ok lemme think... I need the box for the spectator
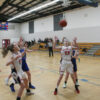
[48,38,53,57]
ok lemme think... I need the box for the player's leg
[63,72,69,88]
[54,62,66,95]
[67,63,80,93]
[23,78,34,95]
[5,74,12,85]
[16,80,25,100]
[73,63,79,86]
[22,61,35,89]
[25,71,35,89]
[54,74,64,95]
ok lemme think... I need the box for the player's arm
[6,60,13,66]
[73,37,79,49]
[26,49,33,52]
[71,37,79,50]
[6,56,20,66]
[71,46,78,50]
[53,36,62,49]
[72,50,78,59]
[26,49,37,52]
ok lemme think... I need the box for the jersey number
[65,51,70,55]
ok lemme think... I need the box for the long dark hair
[2,44,14,58]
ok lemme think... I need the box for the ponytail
[2,44,14,58]
[2,47,9,58]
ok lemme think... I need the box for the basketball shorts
[11,69,21,84]
[59,60,73,75]
[11,69,26,84]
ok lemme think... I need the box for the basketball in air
[59,20,67,27]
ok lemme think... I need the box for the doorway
[2,39,10,48]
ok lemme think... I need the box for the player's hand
[73,37,77,41]
[15,55,21,60]
[54,36,58,41]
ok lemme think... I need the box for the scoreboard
[0,22,8,30]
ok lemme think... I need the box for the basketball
[59,19,67,27]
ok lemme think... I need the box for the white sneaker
[5,78,9,85]
[26,91,34,95]
[63,83,67,88]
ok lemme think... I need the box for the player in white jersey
[53,37,80,95]
[2,43,33,100]
[63,37,80,88]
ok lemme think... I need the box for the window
[29,21,34,33]
[53,14,63,31]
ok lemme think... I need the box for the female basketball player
[18,39,35,89]
[2,43,33,100]
[5,39,36,89]
[53,37,80,95]
[63,37,79,88]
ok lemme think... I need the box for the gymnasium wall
[0,5,100,48]
[20,5,100,42]
[0,23,21,48]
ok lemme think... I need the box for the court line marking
[32,66,100,87]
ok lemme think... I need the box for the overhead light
[7,0,61,21]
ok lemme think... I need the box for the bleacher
[30,42,100,56]
[94,50,100,56]
[78,43,93,54]
[78,43,100,55]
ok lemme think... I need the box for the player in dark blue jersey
[19,40,36,89]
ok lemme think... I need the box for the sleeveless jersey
[20,48,26,61]
[12,52,23,74]
[61,46,72,61]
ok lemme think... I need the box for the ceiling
[0,0,99,23]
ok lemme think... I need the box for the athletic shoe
[54,88,58,95]
[10,84,15,92]
[29,84,36,89]
[75,85,80,94]
[5,78,9,85]
[63,83,67,88]
[26,91,34,95]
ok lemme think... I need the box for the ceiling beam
[5,0,36,16]
[19,5,62,21]
[6,0,85,23]
[22,4,84,23]
[8,0,47,17]
[8,3,29,11]
[3,0,26,14]
[0,14,11,21]
[0,0,11,12]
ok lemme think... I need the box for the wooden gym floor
[0,50,100,100]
